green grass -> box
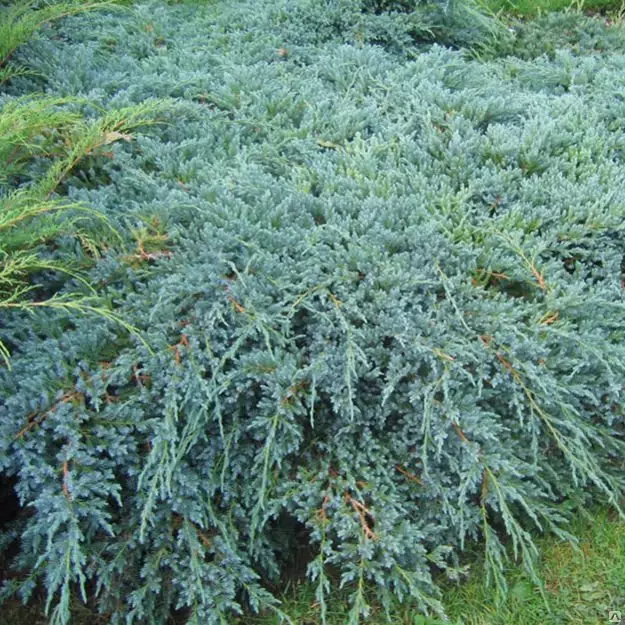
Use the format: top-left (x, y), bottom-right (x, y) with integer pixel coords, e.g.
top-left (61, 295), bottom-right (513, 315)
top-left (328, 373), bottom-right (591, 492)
top-left (1, 506), bottom-right (623, 624)
top-left (479, 0), bottom-right (625, 18)
top-left (221, 507), bottom-right (625, 625)
top-left (444, 508), bottom-right (625, 625)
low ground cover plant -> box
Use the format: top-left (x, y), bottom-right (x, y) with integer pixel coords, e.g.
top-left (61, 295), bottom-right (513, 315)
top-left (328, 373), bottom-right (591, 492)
top-left (479, 0), bottom-right (624, 18)
top-left (1, 1), bottom-right (625, 624)
top-left (0, 0), bottom-right (172, 365)
top-left (233, 506), bottom-right (625, 625)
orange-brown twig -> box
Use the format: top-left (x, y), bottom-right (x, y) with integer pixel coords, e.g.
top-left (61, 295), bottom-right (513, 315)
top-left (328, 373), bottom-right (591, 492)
top-left (228, 296), bottom-right (246, 313)
top-left (480, 468), bottom-right (489, 505)
top-left (316, 493), bottom-right (331, 524)
top-left (62, 460), bottom-right (72, 501)
top-left (170, 334), bottom-right (190, 365)
top-left (539, 311), bottom-right (559, 325)
top-left (451, 421), bottom-right (470, 444)
top-left (344, 492), bottom-right (377, 540)
top-left (15, 391), bottom-right (83, 439)
top-left (395, 464), bottom-right (422, 485)
top-left (280, 380), bottom-right (310, 407)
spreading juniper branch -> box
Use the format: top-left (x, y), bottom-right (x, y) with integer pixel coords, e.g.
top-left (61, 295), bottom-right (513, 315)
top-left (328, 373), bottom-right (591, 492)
top-left (0, 0), bottom-right (127, 76)
top-left (0, 96), bottom-right (174, 366)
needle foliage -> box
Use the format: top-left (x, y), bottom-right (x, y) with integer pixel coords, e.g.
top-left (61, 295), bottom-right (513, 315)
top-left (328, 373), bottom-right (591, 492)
top-left (1, 1), bottom-right (625, 625)
top-left (0, 1), bottom-right (172, 366)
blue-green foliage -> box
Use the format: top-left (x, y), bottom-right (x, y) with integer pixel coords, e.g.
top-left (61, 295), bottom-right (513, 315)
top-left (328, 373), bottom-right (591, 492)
top-left (1, 1), bottom-right (625, 623)
top-left (486, 11), bottom-right (625, 60)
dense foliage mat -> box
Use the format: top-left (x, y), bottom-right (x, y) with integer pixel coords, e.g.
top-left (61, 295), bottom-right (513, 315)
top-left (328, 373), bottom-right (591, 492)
top-left (1, 1), bottom-right (625, 623)
top-left (0, 0), bottom-right (172, 366)
top-left (488, 11), bottom-right (625, 59)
